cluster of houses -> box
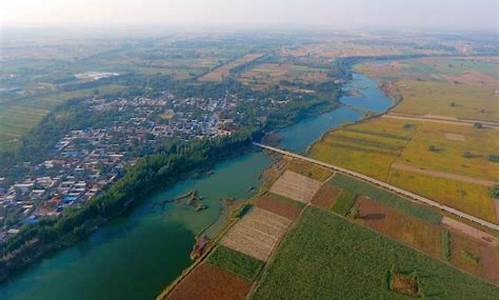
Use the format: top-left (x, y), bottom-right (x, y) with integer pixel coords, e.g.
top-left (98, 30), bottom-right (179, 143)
top-left (0, 90), bottom-right (255, 243)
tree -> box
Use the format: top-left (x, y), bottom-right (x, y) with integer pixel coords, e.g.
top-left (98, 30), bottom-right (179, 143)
top-left (428, 145), bottom-right (438, 152)
top-left (490, 185), bottom-right (499, 200)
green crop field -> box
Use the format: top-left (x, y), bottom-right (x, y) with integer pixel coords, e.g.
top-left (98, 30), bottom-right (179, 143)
top-left (208, 246), bottom-right (264, 280)
top-left (251, 207), bottom-right (497, 300)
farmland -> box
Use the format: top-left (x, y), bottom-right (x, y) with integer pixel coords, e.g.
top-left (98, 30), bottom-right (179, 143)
top-left (309, 114), bottom-right (498, 223)
top-left (254, 193), bottom-right (304, 220)
top-left (269, 170), bottom-right (323, 204)
top-left (250, 207), bottom-right (498, 300)
top-left (448, 230), bottom-right (499, 284)
top-left (357, 57), bottom-right (499, 122)
top-left (310, 183), bottom-right (341, 209)
top-left (198, 53), bottom-right (264, 81)
top-left (166, 262), bottom-right (252, 300)
top-left (286, 159), bottom-right (333, 182)
top-left (356, 196), bottom-right (443, 258)
top-left (238, 63), bottom-right (330, 90)
top-left (329, 174), bottom-right (443, 223)
top-left (309, 117), bottom-right (415, 180)
top-left (221, 207), bottom-right (292, 261)
top-left (392, 80), bottom-right (498, 121)
top-left (207, 246), bottom-right (264, 280)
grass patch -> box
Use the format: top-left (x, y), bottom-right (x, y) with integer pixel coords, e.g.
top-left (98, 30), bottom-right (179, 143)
top-left (331, 189), bottom-right (356, 216)
top-left (330, 174), bottom-right (442, 224)
top-left (251, 207), bottom-right (498, 300)
top-left (208, 246), bottom-right (264, 280)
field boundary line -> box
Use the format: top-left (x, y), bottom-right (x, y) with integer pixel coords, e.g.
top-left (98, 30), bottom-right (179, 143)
top-left (383, 113), bottom-right (499, 128)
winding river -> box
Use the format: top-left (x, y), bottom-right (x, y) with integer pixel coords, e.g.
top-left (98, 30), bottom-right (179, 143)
top-left (0, 73), bottom-right (392, 300)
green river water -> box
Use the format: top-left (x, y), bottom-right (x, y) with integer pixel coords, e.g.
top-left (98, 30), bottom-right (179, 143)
top-left (0, 73), bottom-right (392, 299)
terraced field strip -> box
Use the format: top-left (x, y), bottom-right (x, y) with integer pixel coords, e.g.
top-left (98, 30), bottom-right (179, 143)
top-left (269, 170), bottom-right (322, 204)
top-left (253, 142), bottom-right (499, 230)
top-left (392, 163), bottom-right (497, 186)
top-left (221, 207), bottom-right (292, 261)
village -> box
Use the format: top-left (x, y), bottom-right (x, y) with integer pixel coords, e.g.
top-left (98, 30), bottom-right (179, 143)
top-left (0, 89), bottom-right (267, 243)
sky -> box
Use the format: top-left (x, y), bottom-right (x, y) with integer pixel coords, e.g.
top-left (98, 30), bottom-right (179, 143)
top-left (1, 0), bottom-right (498, 31)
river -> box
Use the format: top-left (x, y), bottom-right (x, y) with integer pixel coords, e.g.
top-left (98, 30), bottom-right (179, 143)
top-left (0, 73), bottom-right (392, 300)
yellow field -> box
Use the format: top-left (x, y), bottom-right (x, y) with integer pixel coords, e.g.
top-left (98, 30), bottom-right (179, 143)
top-left (358, 57), bottom-right (499, 122)
top-left (388, 170), bottom-right (496, 223)
top-left (308, 116), bottom-right (498, 223)
top-left (198, 53), bottom-right (263, 81)
top-left (393, 80), bottom-right (498, 121)
top-left (286, 159), bottom-right (333, 182)
top-left (309, 117), bottom-right (415, 180)
top-left (398, 120), bottom-right (498, 180)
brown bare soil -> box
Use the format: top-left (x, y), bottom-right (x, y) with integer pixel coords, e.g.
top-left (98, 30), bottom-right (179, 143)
top-left (270, 170), bottom-right (322, 203)
top-left (221, 207), bottom-right (291, 261)
top-left (311, 184), bottom-right (341, 209)
top-left (356, 196), bottom-right (442, 257)
top-left (167, 262), bottom-right (252, 300)
top-left (391, 272), bottom-right (419, 297)
top-left (449, 230), bottom-right (499, 284)
top-left (255, 194), bottom-right (302, 220)
top-left (442, 216), bottom-right (497, 246)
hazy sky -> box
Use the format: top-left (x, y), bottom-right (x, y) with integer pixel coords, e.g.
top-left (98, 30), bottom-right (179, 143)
top-left (1, 0), bottom-right (498, 31)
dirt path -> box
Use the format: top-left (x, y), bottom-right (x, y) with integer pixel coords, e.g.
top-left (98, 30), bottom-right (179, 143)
top-left (391, 163), bottom-right (497, 186)
top-left (383, 113), bottom-right (498, 128)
